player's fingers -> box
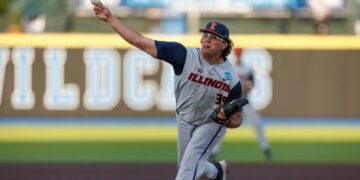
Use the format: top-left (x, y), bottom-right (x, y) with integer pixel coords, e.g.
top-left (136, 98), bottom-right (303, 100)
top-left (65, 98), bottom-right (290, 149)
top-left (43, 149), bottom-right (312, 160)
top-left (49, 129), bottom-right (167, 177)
top-left (94, 7), bottom-right (105, 15)
top-left (94, 6), bottom-right (99, 12)
top-left (93, 2), bottom-right (104, 9)
top-left (94, 5), bottom-right (103, 10)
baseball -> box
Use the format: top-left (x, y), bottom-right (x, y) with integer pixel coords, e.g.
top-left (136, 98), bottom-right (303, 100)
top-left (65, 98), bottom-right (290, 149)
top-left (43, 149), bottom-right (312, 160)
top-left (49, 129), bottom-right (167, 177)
top-left (91, 0), bottom-right (101, 5)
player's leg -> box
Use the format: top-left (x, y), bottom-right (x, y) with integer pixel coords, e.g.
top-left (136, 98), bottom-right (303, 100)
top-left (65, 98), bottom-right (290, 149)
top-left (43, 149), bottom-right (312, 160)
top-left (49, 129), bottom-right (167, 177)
top-left (175, 122), bottom-right (226, 180)
top-left (209, 137), bottom-right (223, 162)
top-left (244, 105), bottom-right (272, 161)
top-left (176, 119), bottom-right (196, 168)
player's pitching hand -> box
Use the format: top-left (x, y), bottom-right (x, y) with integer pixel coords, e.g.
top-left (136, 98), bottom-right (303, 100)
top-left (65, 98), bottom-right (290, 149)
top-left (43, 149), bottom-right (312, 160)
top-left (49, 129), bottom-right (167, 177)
top-left (93, 3), bottom-right (113, 22)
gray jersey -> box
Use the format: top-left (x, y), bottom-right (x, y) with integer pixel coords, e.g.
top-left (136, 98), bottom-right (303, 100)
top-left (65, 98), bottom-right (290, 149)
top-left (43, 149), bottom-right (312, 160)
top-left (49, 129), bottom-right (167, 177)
top-left (175, 48), bottom-right (241, 125)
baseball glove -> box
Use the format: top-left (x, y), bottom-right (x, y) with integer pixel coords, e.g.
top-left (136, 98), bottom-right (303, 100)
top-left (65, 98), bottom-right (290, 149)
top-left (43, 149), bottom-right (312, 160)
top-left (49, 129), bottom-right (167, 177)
top-left (210, 98), bottom-right (249, 125)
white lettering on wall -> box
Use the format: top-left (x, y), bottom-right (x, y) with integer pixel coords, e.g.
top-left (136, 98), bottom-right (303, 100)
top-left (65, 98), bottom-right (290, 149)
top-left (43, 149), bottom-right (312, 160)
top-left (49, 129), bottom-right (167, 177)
top-left (0, 47), bottom-right (183, 112)
top-left (43, 48), bottom-right (80, 110)
top-left (241, 48), bottom-right (273, 111)
top-left (11, 47), bottom-right (35, 109)
top-left (83, 48), bottom-right (121, 110)
top-left (123, 48), bottom-right (159, 111)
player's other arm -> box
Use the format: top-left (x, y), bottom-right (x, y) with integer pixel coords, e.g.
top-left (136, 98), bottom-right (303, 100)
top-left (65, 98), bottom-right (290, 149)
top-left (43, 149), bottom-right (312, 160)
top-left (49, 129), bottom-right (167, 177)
top-left (93, 3), bottom-right (157, 57)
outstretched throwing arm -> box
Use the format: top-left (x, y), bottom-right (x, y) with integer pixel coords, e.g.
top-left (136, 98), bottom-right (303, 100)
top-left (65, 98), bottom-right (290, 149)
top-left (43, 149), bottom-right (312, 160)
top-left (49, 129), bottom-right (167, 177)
top-left (93, 3), bottom-right (157, 57)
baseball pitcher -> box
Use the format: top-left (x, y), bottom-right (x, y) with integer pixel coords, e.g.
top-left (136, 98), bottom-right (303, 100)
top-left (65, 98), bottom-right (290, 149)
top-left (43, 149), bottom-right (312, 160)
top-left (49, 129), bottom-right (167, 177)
top-left (93, 2), bottom-right (247, 180)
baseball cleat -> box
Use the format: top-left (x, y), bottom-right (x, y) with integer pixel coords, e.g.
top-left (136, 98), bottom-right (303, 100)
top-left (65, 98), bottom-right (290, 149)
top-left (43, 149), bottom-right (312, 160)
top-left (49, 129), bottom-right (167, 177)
top-left (213, 160), bottom-right (228, 180)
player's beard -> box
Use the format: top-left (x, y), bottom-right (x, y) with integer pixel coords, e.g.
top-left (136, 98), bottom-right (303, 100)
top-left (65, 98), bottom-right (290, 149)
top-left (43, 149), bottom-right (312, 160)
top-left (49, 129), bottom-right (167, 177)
top-left (201, 45), bottom-right (221, 60)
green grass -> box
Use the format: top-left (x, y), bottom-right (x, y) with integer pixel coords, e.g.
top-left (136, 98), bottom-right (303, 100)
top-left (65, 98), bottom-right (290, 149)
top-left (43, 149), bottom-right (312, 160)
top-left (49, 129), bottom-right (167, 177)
top-left (0, 141), bottom-right (177, 163)
top-left (0, 141), bottom-right (360, 164)
top-left (220, 142), bottom-right (360, 164)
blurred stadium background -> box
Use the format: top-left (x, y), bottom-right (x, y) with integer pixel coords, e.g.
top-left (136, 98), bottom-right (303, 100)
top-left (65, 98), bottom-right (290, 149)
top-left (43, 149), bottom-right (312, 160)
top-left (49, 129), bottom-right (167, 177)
top-left (0, 0), bottom-right (360, 179)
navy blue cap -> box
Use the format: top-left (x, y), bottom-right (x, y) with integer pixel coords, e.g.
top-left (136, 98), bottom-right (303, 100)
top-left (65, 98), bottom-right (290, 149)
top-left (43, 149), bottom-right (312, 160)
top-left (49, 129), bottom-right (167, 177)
top-left (199, 21), bottom-right (230, 41)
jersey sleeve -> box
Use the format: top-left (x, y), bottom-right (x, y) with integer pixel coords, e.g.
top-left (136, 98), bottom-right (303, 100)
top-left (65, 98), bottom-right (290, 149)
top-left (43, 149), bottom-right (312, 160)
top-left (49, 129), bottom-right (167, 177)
top-left (155, 40), bottom-right (187, 75)
top-left (226, 81), bottom-right (243, 112)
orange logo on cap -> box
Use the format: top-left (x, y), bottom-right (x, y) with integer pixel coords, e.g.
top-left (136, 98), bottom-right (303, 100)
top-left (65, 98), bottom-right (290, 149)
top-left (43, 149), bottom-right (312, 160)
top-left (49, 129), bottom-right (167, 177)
top-left (210, 22), bottom-right (217, 30)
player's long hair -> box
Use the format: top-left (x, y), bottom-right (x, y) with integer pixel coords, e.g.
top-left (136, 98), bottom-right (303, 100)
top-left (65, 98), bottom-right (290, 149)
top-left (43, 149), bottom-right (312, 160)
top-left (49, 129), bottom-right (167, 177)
top-left (222, 39), bottom-right (233, 58)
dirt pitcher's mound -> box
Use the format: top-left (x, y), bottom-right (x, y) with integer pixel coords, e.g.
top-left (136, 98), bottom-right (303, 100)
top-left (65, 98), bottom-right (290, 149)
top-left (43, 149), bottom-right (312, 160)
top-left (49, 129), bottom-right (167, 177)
top-left (0, 163), bottom-right (359, 180)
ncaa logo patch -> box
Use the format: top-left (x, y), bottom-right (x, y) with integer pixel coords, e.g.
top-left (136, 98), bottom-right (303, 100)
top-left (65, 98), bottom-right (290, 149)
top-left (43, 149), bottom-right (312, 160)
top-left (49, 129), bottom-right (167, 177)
top-left (223, 72), bottom-right (232, 81)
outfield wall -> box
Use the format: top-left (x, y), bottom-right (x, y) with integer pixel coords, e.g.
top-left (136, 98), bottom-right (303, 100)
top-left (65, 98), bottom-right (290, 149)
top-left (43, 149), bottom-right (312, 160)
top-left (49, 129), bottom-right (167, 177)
top-left (0, 34), bottom-right (359, 117)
